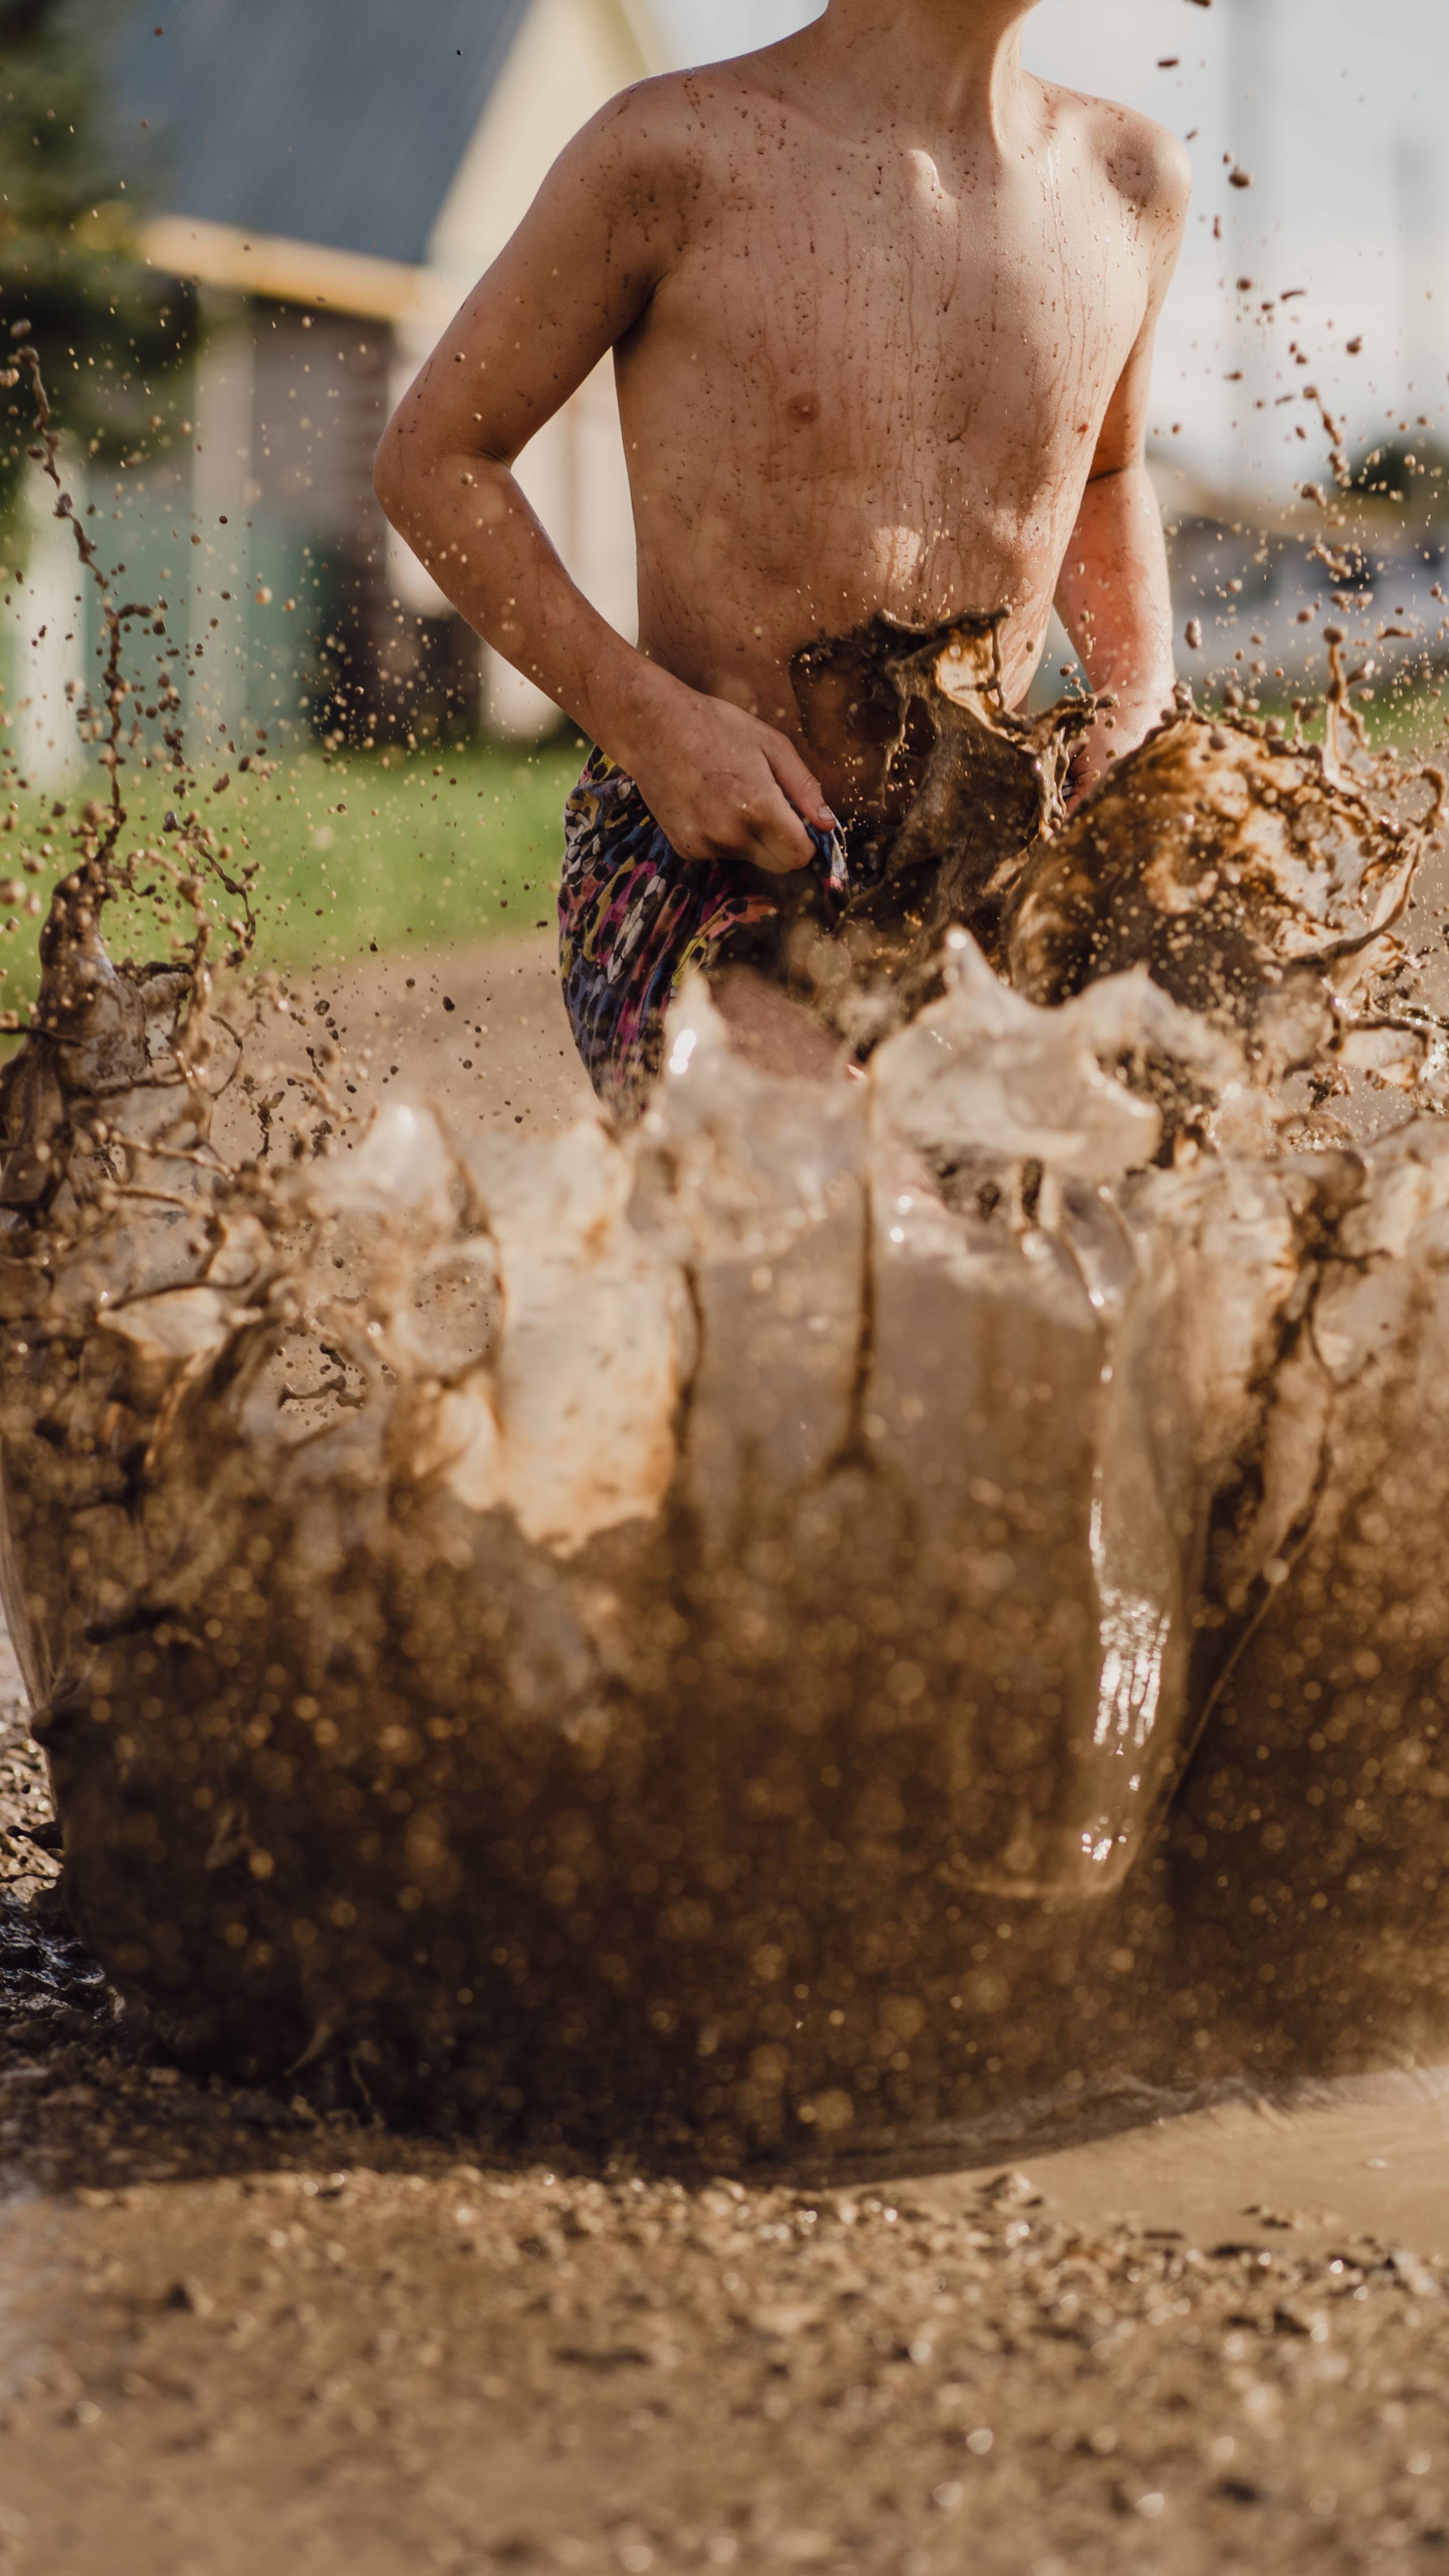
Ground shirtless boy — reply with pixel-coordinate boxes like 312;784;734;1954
374;0;1189;1109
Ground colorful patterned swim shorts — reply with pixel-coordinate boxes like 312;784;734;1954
558;747;853;1116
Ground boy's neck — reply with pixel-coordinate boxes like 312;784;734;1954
806;1;1038;147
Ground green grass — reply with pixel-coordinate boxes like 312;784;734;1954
1229;681;1449;763
152;736;583;970
1360;676;1449;756
0;734;585;1012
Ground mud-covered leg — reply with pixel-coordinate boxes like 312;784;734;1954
708;961;848;1082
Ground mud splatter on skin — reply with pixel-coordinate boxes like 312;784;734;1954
2;347;1449;2160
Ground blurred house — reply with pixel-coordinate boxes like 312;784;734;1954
15;0;662;777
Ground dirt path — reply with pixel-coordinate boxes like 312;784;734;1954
229;928;596;1146
5;939;1449;2573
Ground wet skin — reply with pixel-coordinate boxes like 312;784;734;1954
375;0;1188;878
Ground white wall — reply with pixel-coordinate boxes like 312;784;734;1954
6;471;85;789
191;312;255;754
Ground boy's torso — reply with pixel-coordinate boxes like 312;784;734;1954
614;67;1159;812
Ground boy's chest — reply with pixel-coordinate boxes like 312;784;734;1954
657;144;1144;433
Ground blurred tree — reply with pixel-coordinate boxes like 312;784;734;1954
0;0;197;543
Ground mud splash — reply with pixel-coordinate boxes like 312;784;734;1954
2;353;1449;2156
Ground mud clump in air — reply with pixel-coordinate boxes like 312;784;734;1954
2;347;1449;2159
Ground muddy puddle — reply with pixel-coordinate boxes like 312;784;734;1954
5;341;1449;2569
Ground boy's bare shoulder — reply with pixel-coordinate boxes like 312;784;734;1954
579;59;764;180
552;59;781;268
1041;80;1193;232
544;67;746;273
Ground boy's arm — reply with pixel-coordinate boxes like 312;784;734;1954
373;91;828;874
1055;128;1191;805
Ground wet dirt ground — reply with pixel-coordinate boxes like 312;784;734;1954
6;936;1449;2574
248;930;597;1145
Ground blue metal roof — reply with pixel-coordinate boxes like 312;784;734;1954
112;0;534;266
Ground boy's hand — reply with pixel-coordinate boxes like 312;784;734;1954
1063;699;1164;815
621;681;836;875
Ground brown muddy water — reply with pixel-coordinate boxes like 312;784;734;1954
6;342;1449;2567
7;1274;1449;2576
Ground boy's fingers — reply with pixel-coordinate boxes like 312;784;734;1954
764;736;836;833
745;786;816;874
